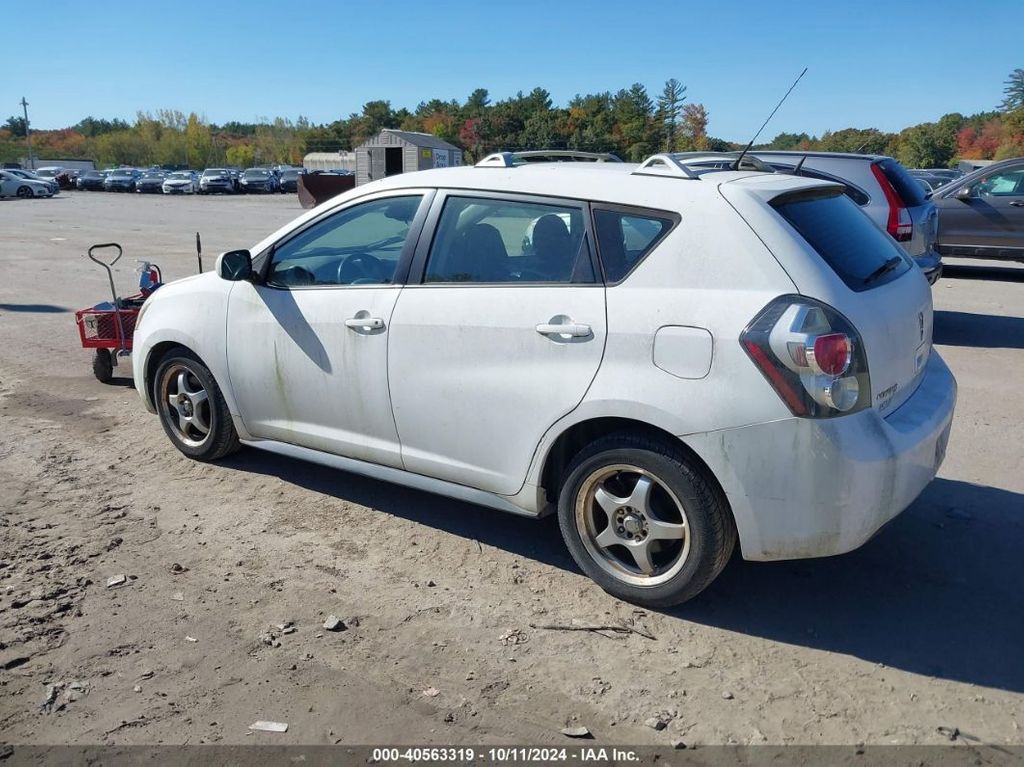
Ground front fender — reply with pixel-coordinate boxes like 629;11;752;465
132;273;237;418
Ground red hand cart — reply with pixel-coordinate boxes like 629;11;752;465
74;243;161;383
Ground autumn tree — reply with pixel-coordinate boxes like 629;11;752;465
185;113;213;169
680;103;710;151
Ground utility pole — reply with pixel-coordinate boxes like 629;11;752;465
20;97;33;169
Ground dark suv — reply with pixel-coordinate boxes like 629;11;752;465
930;157;1024;262
751;152;943;284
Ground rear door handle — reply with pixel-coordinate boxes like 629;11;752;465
536;322;591;338
1010;200;1024;207
345;317;384;330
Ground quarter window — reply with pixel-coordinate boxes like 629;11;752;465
424;196;594;284
267;195;423;287
593;208;676;283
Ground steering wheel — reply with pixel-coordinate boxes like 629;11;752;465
337;252;382;284
512;268;548;282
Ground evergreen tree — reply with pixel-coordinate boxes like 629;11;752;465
1000;68;1024;111
656;78;687;151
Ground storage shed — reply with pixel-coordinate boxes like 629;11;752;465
355;129;463;186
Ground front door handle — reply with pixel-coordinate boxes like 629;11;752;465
536;322;591;338
345;317;385;330
1010;200;1024;207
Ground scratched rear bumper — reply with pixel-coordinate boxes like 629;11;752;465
684;352;957;561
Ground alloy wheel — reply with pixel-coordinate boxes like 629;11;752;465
159;364;212;447
574;464;691;587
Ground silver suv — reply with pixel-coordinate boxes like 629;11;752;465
751;151;942;284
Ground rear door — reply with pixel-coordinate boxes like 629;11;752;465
935;162;1024;258
387;191;607;495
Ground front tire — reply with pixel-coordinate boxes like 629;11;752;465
557;434;736;607
16;186;32;198
154;349;239;461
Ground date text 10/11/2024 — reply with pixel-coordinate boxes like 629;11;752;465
371;747;641;763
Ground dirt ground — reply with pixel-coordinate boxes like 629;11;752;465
0;191;1021;747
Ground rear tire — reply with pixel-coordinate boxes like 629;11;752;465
557;433;736;607
153;349;239;461
92;349;113;383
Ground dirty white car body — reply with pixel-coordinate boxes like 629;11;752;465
132;156;957;605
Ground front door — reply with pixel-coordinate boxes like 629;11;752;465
226;192;428;467
388;192;607;496
936;162;1024;258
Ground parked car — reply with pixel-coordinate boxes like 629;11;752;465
240;168;279;194
162;171;198;195
104;168;141;192
930;156;1024;262
923;168;963;182
751;151;943;284
137;170;167;193
0;169;56;198
199;168;236;194
33;166;64;181
132;155;956;606
5;168;59;194
77;170;108;191
909;169;954;192
278;167;305;193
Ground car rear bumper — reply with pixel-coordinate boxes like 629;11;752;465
913;249;943;284
684;352;956;561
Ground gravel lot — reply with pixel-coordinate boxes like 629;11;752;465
0;191;1022;746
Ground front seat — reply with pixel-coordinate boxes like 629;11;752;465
445;223;509;282
531;214;574;280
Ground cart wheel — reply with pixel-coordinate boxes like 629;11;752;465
92;349;114;383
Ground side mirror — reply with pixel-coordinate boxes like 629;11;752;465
216;249;253;281
955;185;973;201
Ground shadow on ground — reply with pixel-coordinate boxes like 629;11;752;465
222;447;1024;693
943;263;1024;284
0;303;70;313
933;310;1024;349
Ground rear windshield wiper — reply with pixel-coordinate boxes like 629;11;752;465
863;256;903;285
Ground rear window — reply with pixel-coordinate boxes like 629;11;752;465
772;191;911;291
877;158;926;207
593;208;677;283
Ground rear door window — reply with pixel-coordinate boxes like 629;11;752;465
772;190;912;291
593;208;678;283
423;196;595;284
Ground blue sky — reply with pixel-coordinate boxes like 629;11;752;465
6;0;1022;141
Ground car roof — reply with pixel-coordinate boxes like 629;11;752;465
750;150;890;162
347;162;840;210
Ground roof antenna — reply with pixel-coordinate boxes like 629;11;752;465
733;67;808;171
196;232;203;273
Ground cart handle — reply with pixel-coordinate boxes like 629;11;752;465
88;243;123;268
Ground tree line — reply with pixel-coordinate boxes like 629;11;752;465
3;70;1023;169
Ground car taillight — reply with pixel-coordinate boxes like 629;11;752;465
871;163;913;242
740;296;871;418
